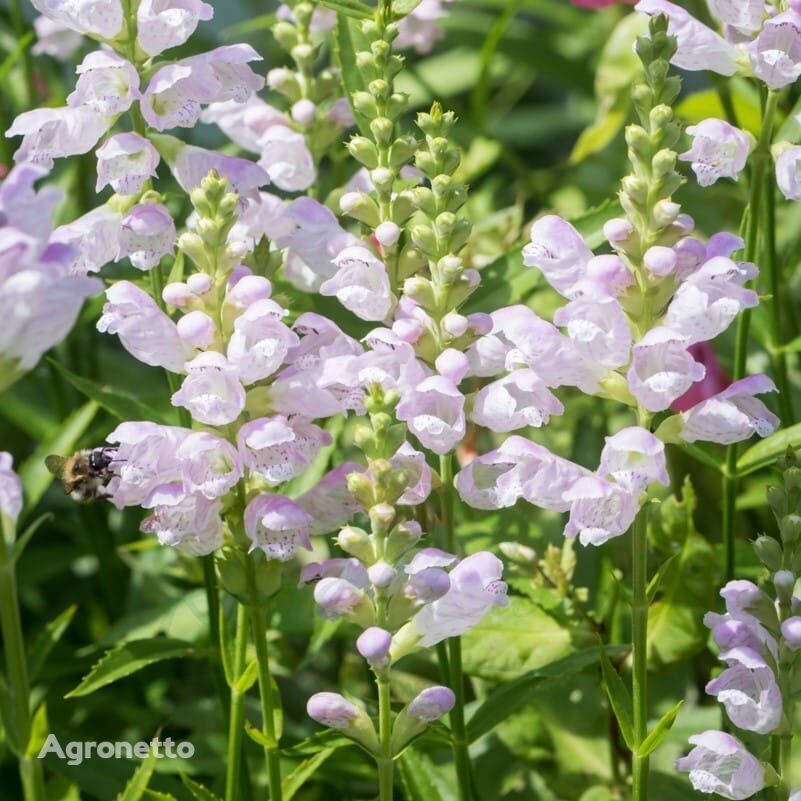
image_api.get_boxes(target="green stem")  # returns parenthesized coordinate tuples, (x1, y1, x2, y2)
(225, 602, 250, 801)
(7, 0, 34, 107)
(245, 558, 283, 801)
(722, 89, 779, 583)
(631, 499, 649, 801)
(439, 454, 455, 552)
(0, 516, 45, 801)
(377, 674, 393, 801)
(762, 171, 794, 425)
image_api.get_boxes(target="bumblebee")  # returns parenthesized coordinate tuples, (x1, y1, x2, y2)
(45, 447, 119, 503)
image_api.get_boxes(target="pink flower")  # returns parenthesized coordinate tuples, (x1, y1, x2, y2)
(598, 427, 669, 493)
(705, 646, 782, 734)
(141, 45, 264, 130)
(136, 0, 214, 57)
(7, 106, 109, 169)
(97, 281, 196, 372)
(296, 463, 364, 535)
(403, 552, 508, 647)
(672, 342, 730, 412)
(68, 51, 140, 116)
(522, 215, 593, 298)
(749, 11, 801, 89)
(680, 119, 753, 187)
(553, 296, 632, 369)
(0, 163, 61, 238)
(95, 133, 160, 196)
(237, 416, 331, 485)
(306, 692, 361, 730)
(395, 0, 453, 54)
(396, 375, 466, 455)
(0, 452, 23, 523)
(51, 205, 123, 275)
(627, 327, 706, 412)
(31, 0, 123, 38)
(635, 0, 739, 75)
(141, 485, 224, 555)
(244, 494, 313, 561)
(407, 686, 456, 722)
(177, 431, 242, 500)
(171, 351, 246, 425)
(258, 126, 316, 192)
(563, 476, 639, 547)
(470, 369, 563, 433)
(201, 96, 287, 152)
(776, 145, 801, 201)
(676, 731, 766, 800)
(168, 142, 269, 193)
(118, 203, 176, 271)
(320, 245, 393, 322)
(678, 374, 779, 445)
(105, 421, 189, 508)
(32, 16, 82, 60)
(391, 442, 433, 505)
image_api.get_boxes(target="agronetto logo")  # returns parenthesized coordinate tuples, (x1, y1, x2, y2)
(38, 734, 195, 766)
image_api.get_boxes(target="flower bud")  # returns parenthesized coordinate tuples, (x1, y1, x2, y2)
(291, 99, 316, 126)
(163, 281, 193, 308)
(406, 567, 450, 603)
(356, 626, 393, 666)
(186, 272, 213, 295)
(652, 200, 680, 227)
(499, 542, 537, 565)
(781, 514, 801, 545)
(643, 246, 677, 277)
(336, 526, 375, 563)
(442, 312, 468, 338)
(403, 276, 436, 308)
(385, 520, 423, 563)
(266, 67, 300, 99)
(754, 535, 783, 573)
(392, 318, 424, 344)
(408, 686, 455, 722)
(774, 570, 796, 606)
(314, 578, 374, 627)
(177, 310, 217, 348)
(604, 217, 634, 245)
(369, 502, 396, 533)
(435, 348, 468, 384)
(370, 167, 394, 193)
(467, 313, 492, 336)
(347, 136, 379, 169)
(375, 221, 401, 246)
(368, 561, 396, 589)
(781, 617, 801, 649)
(768, 485, 787, 518)
(306, 692, 380, 752)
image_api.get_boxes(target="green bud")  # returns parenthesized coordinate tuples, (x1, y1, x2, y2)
(347, 136, 379, 168)
(336, 526, 375, 563)
(768, 485, 787, 519)
(356, 51, 378, 81)
(389, 136, 418, 169)
(369, 116, 394, 145)
(370, 166, 394, 194)
(368, 78, 390, 100)
(754, 535, 783, 572)
(369, 502, 396, 534)
(352, 91, 378, 118)
(386, 92, 408, 120)
(341, 192, 380, 228)
(385, 521, 423, 563)
(621, 175, 648, 205)
(781, 514, 801, 545)
(347, 471, 376, 507)
(410, 223, 438, 256)
(785, 467, 801, 492)
(403, 276, 436, 309)
(651, 199, 680, 228)
(272, 21, 298, 50)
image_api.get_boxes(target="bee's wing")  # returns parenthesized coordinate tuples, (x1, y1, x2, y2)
(45, 454, 68, 478)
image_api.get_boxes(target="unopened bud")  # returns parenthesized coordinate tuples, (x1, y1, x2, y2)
(368, 562, 396, 589)
(356, 627, 393, 665)
(375, 221, 401, 246)
(754, 536, 783, 572)
(782, 515, 801, 545)
(336, 526, 374, 562)
(291, 99, 316, 125)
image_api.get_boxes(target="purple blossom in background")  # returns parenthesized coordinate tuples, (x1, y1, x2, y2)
(0, 453, 23, 523)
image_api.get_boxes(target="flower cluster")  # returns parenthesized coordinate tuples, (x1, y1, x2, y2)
(305, 385, 506, 754)
(0, 164, 100, 390)
(97, 172, 359, 556)
(678, 449, 801, 799)
(452, 18, 778, 546)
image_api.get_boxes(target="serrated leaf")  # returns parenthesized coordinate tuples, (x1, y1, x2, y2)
(282, 748, 336, 800)
(180, 774, 222, 801)
(115, 748, 157, 801)
(29, 604, 77, 682)
(318, 0, 372, 20)
(466, 646, 627, 743)
(48, 359, 168, 424)
(738, 422, 801, 476)
(637, 700, 683, 758)
(66, 639, 201, 698)
(598, 642, 635, 751)
(19, 401, 98, 513)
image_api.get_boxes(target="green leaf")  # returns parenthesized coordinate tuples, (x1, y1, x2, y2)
(738, 422, 801, 476)
(646, 553, 679, 603)
(14, 512, 53, 560)
(571, 199, 625, 250)
(0, 673, 21, 752)
(49, 359, 168, 424)
(19, 401, 99, 513)
(318, 0, 372, 20)
(0, 31, 34, 82)
(245, 720, 274, 749)
(29, 604, 78, 682)
(25, 702, 49, 759)
(397, 747, 457, 801)
(282, 729, 352, 756)
(466, 646, 627, 743)
(115, 748, 157, 801)
(598, 642, 635, 751)
(233, 659, 259, 693)
(570, 13, 648, 163)
(332, 15, 372, 138)
(180, 774, 222, 801)
(463, 248, 540, 315)
(392, 0, 423, 13)
(66, 638, 202, 698)
(144, 792, 178, 801)
(637, 700, 683, 758)
(282, 748, 336, 800)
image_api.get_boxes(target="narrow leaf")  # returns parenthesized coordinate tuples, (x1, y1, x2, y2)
(116, 749, 158, 801)
(598, 643, 636, 750)
(637, 700, 683, 758)
(233, 659, 259, 693)
(245, 720, 275, 749)
(317, 0, 372, 19)
(19, 401, 98, 513)
(332, 15, 372, 138)
(180, 774, 222, 801)
(738, 422, 801, 476)
(282, 748, 336, 800)
(397, 748, 456, 801)
(14, 512, 53, 560)
(49, 359, 168, 424)
(66, 639, 201, 698)
(646, 553, 679, 603)
(29, 604, 78, 682)
(25, 702, 49, 758)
